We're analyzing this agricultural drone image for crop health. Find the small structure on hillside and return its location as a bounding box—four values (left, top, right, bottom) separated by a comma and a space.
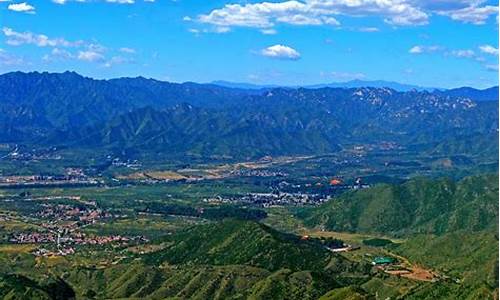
329, 178, 342, 185
372, 256, 395, 265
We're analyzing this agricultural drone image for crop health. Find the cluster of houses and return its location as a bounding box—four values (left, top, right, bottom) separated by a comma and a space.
2, 196, 146, 257
4, 146, 62, 161
204, 192, 330, 207
0, 174, 99, 188
30, 235, 149, 257
229, 169, 288, 177
110, 157, 142, 169
34, 203, 110, 222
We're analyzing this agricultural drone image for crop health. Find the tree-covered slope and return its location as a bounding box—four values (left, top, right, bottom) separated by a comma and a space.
0, 274, 75, 300
298, 174, 498, 236
145, 220, 338, 272
1, 71, 497, 159
61, 263, 348, 300
57, 220, 370, 299
392, 231, 498, 300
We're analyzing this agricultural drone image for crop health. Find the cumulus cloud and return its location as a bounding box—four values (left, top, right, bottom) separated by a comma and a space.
451, 49, 475, 58
8, 2, 35, 13
195, 0, 498, 33
103, 56, 135, 67
261, 28, 278, 35
479, 44, 499, 56
106, 0, 135, 4
2, 27, 83, 47
485, 64, 499, 71
408, 41, 498, 73
42, 48, 74, 62
322, 71, 366, 81
0, 49, 25, 66
119, 47, 136, 54
1, 27, 119, 65
261, 44, 301, 60
77, 50, 104, 62
408, 45, 441, 54
197, 1, 342, 32
357, 27, 380, 32
53, 0, 136, 4
409, 46, 423, 54
437, 4, 498, 25
196, 0, 430, 33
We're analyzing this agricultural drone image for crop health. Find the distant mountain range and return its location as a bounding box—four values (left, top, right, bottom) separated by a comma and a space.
211, 79, 499, 99
436, 86, 499, 102
0, 71, 497, 159
210, 79, 435, 91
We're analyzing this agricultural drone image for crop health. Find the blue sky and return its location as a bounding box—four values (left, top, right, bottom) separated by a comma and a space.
0, 0, 498, 88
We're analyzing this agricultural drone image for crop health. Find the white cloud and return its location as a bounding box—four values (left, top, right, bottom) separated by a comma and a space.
106, 0, 135, 4
261, 44, 301, 60
310, 0, 428, 26
358, 27, 380, 32
437, 4, 498, 25
409, 45, 441, 54
77, 50, 104, 62
409, 46, 422, 54
103, 56, 134, 67
322, 71, 366, 81
479, 44, 499, 55
53, 0, 136, 4
197, 1, 343, 33
196, 0, 498, 33
119, 47, 136, 54
485, 64, 499, 71
0, 49, 25, 66
197, 0, 431, 32
451, 49, 475, 58
261, 28, 277, 35
2, 27, 82, 47
50, 48, 73, 59
8, 2, 35, 13
213, 26, 231, 33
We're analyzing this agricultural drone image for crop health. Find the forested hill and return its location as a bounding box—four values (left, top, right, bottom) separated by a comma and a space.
298, 174, 499, 236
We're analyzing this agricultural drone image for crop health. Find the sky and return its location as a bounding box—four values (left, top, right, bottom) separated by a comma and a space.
0, 0, 498, 88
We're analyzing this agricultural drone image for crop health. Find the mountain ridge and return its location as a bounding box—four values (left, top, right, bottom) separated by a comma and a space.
0, 71, 497, 159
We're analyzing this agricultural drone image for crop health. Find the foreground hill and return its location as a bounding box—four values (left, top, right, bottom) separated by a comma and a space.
59, 220, 368, 299
298, 174, 498, 236
299, 174, 498, 299
0, 71, 497, 158
0, 274, 74, 300
392, 231, 498, 299
63, 263, 346, 299
145, 220, 349, 272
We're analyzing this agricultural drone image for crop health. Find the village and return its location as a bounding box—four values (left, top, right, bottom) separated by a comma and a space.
0, 167, 101, 188
0, 196, 148, 257
204, 191, 330, 207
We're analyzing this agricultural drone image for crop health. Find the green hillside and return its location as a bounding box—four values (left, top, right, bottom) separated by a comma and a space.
298, 174, 498, 236
0, 274, 74, 300
56, 220, 371, 299
145, 220, 337, 271
392, 231, 498, 299
60, 262, 352, 299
